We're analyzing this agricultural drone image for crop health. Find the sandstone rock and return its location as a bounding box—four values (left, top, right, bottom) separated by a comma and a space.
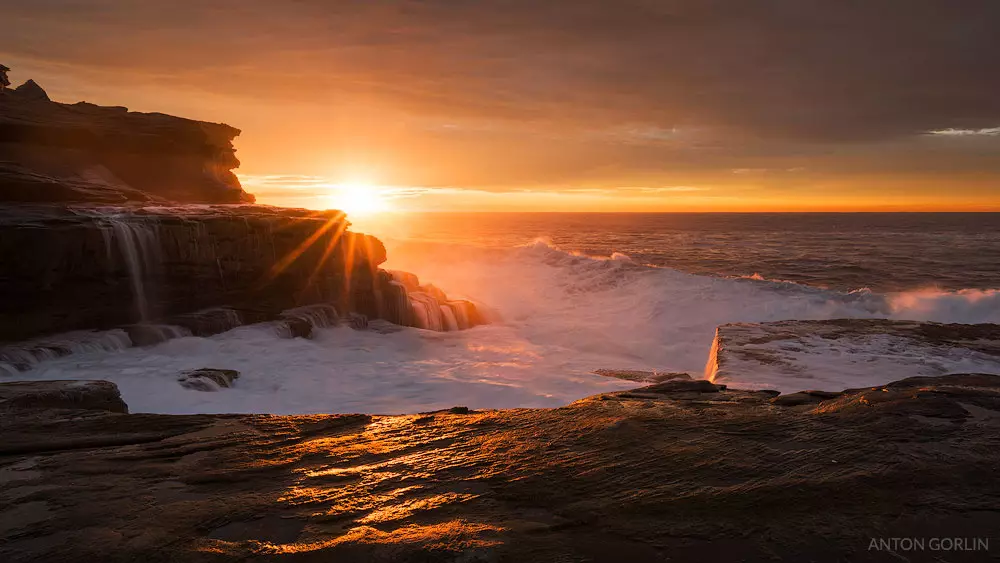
0, 207, 385, 342
594, 369, 692, 383
177, 368, 239, 392
0, 85, 253, 204
2, 373, 999, 562
771, 389, 843, 406
706, 319, 1000, 392
0, 380, 127, 413
10, 80, 49, 102
644, 379, 726, 394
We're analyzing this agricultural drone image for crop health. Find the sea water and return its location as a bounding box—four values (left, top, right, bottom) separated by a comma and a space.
13, 212, 1000, 414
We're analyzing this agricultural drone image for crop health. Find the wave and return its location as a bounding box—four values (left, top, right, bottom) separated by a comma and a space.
13, 238, 1000, 415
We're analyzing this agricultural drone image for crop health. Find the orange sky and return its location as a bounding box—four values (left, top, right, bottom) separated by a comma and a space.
3, 1, 999, 212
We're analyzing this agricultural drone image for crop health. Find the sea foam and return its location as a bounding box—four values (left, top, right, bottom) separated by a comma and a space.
11, 239, 1000, 415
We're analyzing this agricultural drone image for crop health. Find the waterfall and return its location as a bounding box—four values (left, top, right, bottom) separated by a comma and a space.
409, 296, 430, 330
381, 281, 413, 327
441, 305, 459, 331
408, 292, 444, 331
101, 216, 162, 322
169, 308, 244, 336
447, 301, 471, 330
123, 324, 192, 347
0, 329, 133, 374
280, 304, 340, 328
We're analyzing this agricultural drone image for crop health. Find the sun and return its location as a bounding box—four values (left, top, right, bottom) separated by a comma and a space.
327, 181, 389, 216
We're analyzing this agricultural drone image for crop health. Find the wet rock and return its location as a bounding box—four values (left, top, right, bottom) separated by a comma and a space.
644, 379, 726, 394
2, 373, 999, 562
0, 380, 127, 413
167, 308, 244, 338
177, 368, 239, 392
771, 390, 843, 407
707, 319, 1000, 391
0, 207, 386, 342
347, 312, 369, 330
594, 369, 692, 383
275, 318, 313, 339
279, 304, 339, 330
367, 319, 406, 334
122, 324, 191, 347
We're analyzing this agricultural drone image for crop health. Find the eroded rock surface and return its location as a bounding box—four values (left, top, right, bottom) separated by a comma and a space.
0, 206, 483, 352
0, 380, 127, 414
0, 82, 252, 204
2, 375, 998, 562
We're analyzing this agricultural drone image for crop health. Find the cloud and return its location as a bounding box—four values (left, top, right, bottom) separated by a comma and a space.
4, 1, 1000, 198
621, 186, 710, 193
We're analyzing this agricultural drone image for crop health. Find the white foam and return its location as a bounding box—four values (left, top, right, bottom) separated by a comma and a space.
11, 239, 1000, 414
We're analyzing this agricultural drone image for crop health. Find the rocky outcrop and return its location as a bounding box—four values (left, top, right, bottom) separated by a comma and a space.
0, 80, 252, 204
0, 205, 483, 360
2, 374, 999, 561
177, 369, 239, 392
0, 380, 127, 414
0, 206, 383, 343
706, 319, 1000, 391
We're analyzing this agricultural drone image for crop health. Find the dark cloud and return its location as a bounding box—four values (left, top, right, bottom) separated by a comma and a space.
2, 0, 999, 193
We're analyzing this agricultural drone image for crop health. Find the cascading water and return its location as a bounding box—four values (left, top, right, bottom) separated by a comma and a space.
0, 329, 133, 374
380, 281, 414, 327
441, 306, 459, 331
281, 304, 340, 329
447, 302, 471, 329
101, 215, 162, 322
409, 292, 445, 331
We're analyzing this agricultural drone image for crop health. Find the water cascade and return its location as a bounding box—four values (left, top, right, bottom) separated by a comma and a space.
0, 329, 133, 374
100, 215, 163, 322
441, 305, 459, 331
280, 304, 340, 329
274, 304, 341, 338
385, 270, 481, 331
122, 324, 193, 347
408, 292, 445, 331
447, 301, 471, 329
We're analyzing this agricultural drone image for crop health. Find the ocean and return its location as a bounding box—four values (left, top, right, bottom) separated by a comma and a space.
16, 212, 1000, 414
365, 212, 1000, 292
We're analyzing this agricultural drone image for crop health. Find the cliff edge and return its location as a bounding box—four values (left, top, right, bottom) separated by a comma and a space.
0, 80, 253, 204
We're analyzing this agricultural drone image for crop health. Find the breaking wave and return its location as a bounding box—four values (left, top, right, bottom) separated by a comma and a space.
10, 238, 1000, 415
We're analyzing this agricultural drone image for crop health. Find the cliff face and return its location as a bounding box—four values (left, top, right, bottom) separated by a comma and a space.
0, 205, 481, 349
0, 81, 253, 204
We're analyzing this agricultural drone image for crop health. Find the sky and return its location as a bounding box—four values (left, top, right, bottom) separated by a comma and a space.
2, 0, 999, 211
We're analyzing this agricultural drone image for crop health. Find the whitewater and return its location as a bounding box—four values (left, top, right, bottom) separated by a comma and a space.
10, 234, 1000, 415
